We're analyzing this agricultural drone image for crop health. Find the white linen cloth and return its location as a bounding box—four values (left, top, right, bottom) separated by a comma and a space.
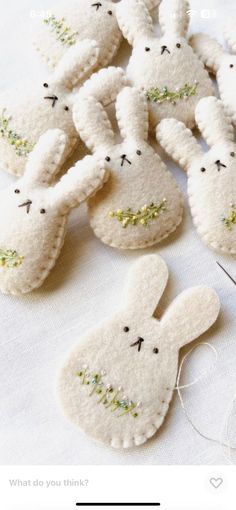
0, 0, 235, 465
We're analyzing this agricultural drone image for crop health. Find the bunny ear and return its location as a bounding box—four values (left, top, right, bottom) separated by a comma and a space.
24, 129, 68, 185
52, 39, 99, 90
190, 33, 225, 73
159, 0, 190, 37
116, 0, 154, 47
161, 287, 220, 350
52, 155, 108, 212
124, 255, 168, 318
73, 67, 126, 153
73, 95, 115, 153
224, 18, 236, 52
78, 67, 127, 106
156, 119, 203, 172
196, 96, 234, 147
116, 87, 149, 141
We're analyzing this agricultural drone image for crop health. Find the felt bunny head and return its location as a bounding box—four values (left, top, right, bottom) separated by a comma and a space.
74, 82, 183, 249
0, 129, 108, 295
33, 0, 160, 69
0, 39, 100, 177
157, 96, 236, 255
116, 0, 214, 130
59, 254, 220, 448
190, 25, 236, 125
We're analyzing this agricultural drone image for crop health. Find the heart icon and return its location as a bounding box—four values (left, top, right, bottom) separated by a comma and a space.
210, 477, 223, 489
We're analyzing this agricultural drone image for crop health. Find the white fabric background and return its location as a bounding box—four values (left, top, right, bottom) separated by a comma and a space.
0, 0, 235, 465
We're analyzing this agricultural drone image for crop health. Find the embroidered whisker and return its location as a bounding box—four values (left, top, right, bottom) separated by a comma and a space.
109, 199, 167, 228
216, 261, 236, 286
146, 82, 198, 105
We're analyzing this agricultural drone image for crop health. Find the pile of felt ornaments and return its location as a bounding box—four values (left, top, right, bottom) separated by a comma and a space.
0, 0, 235, 449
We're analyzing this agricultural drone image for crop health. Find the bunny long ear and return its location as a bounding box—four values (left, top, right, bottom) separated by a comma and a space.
159, 0, 190, 37
190, 33, 225, 73
52, 155, 108, 212
24, 129, 68, 186
124, 255, 168, 319
116, 87, 149, 141
116, 0, 154, 46
73, 95, 115, 153
78, 67, 127, 106
156, 119, 203, 172
161, 287, 220, 350
224, 18, 236, 52
196, 96, 234, 147
52, 39, 99, 90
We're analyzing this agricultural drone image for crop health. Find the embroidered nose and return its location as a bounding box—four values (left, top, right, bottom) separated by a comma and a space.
215, 159, 227, 171
130, 337, 144, 352
18, 199, 32, 214
44, 94, 58, 107
121, 154, 132, 167
92, 2, 102, 9
161, 45, 170, 55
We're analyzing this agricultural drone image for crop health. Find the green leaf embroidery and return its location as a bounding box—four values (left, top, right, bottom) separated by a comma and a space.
0, 249, 24, 268
222, 204, 236, 230
0, 111, 34, 157
109, 199, 167, 228
44, 15, 78, 46
76, 367, 140, 418
146, 82, 198, 105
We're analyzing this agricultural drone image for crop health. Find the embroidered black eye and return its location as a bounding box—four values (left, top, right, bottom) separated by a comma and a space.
176, 43, 181, 48
200, 167, 206, 172
230, 151, 235, 157
153, 347, 159, 354
43, 83, 49, 87
145, 47, 150, 52
136, 150, 142, 155
14, 189, 20, 194
64, 106, 69, 111
108, 10, 112, 15
40, 208, 46, 214
123, 326, 129, 332
230, 64, 234, 68
105, 156, 110, 162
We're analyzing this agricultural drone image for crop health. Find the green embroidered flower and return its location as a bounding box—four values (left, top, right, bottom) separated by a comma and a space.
76, 367, 139, 418
0, 112, 34, 157
222, 204, 236, 230
109, 199, 167, 228
44, 15, 78, 46
0, 249, 24, 268
146, 82, 198, 105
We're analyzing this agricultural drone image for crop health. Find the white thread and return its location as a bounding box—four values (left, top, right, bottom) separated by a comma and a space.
175, 342, 236, 462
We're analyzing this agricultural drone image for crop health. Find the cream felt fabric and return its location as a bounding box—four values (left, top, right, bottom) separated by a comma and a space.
190, 29, 236, 125
0, 39, 101, 177
33, 0, 160, 69
157, 96, 236, 255
73, 83, 183, 249
0, 129, 108, 295
116, 0, 214, 130
59, 254, 220, 449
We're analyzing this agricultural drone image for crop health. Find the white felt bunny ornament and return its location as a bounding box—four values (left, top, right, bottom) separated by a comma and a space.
33, 0, 160, 69
0, 46, 125, 177
190, 22, 236, 125
157, 96, 236, 255
116, 0, 213, 130
74, 85, 183, 249
59, 254, 220, 449
0, 129, 108, 295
